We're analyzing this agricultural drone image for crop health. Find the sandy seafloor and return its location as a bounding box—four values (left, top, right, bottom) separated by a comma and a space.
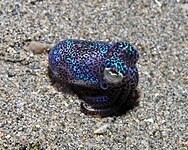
0, 0, 188, 149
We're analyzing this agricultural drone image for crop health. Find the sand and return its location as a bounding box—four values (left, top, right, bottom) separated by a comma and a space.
0, 0, 187, 149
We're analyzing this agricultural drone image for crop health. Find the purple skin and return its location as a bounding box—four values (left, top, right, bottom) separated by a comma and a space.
49, 39, 139, 116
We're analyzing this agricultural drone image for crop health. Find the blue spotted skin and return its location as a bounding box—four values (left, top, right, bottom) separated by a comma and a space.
49, 39, 139, 116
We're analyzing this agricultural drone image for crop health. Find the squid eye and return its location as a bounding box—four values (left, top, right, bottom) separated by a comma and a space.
103, 68, 123, 84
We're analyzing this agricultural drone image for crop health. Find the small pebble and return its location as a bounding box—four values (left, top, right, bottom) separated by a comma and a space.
94, 124, 110, 135
183, 140, 188, 148
35, 124, 40, 128
144, 118, 154, 124
154, 0, 162, 7
0, 132, 3, 139
28, 41, 53, 54
16, 101, 25, 107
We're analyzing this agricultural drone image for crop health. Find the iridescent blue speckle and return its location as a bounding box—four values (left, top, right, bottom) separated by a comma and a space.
49, 39, 139, 116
